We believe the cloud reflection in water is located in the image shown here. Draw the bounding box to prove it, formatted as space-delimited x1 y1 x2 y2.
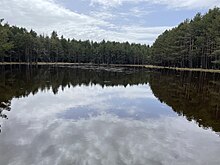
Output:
0 84 220 165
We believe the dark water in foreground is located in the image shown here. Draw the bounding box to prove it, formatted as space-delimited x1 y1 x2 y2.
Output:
0 65 220 165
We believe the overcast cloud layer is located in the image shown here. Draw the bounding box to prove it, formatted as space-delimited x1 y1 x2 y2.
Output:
0 0 219 44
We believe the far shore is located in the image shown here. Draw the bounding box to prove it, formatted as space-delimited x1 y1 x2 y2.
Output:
1 62 220 73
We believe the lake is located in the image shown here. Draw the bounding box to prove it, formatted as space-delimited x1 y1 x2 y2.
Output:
0 65 220 165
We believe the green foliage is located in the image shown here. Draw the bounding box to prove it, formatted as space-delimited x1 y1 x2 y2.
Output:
2 7 220 69
151 7 220 69
0 19 14 62
0 20 150 64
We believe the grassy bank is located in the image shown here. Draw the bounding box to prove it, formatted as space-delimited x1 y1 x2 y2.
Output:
0 62 220 73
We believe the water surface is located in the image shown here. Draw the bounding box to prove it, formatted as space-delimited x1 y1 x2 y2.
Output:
0 65 220 165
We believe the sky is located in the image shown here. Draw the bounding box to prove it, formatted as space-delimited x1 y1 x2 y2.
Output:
0 0 220 45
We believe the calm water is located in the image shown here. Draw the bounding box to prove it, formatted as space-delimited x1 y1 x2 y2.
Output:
0 65 220 165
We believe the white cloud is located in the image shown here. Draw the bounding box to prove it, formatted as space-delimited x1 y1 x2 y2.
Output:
0 0 220 45
90 11 116 20
0 0 171 44
129 7 153 17
158 0 220 9
90 0 220 9
90 0 123 7
0 0 108 31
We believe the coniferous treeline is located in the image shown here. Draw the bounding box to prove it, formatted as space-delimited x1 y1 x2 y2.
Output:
0 19 150 64
151 8 220 69
1 8 220 69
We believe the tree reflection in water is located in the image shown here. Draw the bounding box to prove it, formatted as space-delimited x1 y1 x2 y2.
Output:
0 65 220 132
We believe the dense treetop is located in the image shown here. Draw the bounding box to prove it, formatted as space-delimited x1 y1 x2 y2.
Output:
0 19 150 64
151 8 220 69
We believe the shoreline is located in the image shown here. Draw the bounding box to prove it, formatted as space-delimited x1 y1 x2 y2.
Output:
0 62 220 73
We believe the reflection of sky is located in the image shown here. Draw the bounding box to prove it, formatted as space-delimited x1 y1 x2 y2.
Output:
0 84 220 165
57 84 174 120
59 94 174 120
8 84 174 121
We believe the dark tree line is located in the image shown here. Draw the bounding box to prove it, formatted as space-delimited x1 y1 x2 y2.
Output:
0 19 150 64
1 7 220 69
151 8 220 69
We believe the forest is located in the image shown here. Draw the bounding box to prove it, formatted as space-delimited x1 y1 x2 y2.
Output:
151 8 220 69
1 8 220 69
0 19 150 65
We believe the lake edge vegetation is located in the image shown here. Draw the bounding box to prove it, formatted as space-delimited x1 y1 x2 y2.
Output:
1 8 220 69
